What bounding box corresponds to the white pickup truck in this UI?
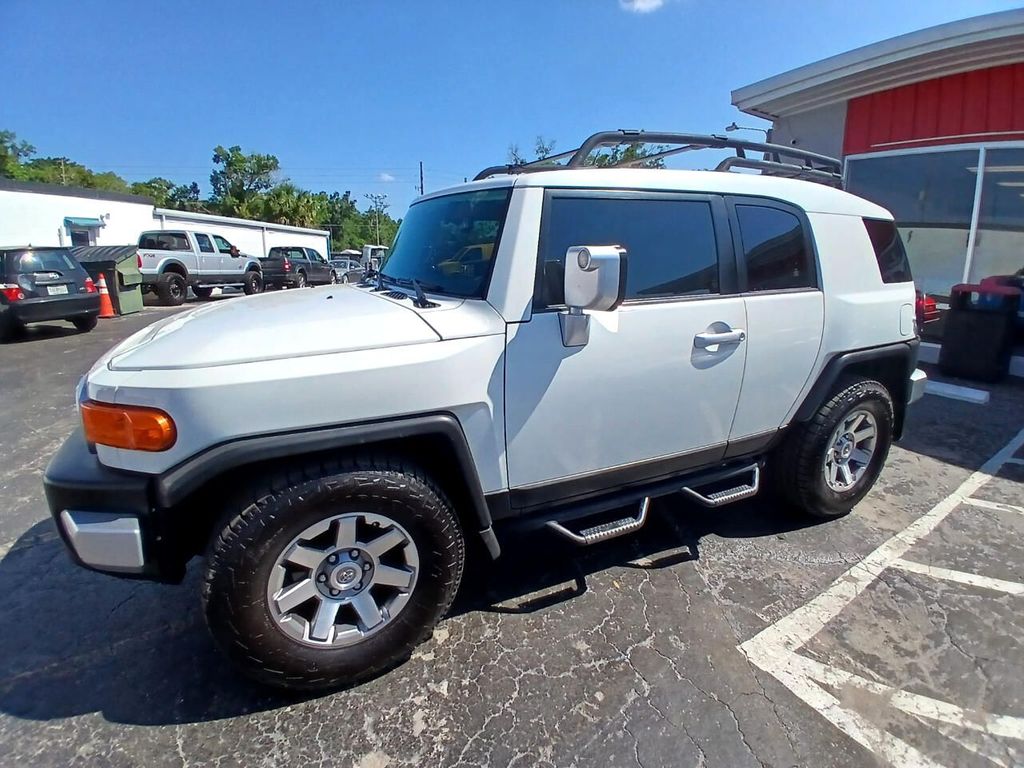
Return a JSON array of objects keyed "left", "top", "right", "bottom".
[{"left": 137, "top": 230, "right": 264, "bottom": 305}]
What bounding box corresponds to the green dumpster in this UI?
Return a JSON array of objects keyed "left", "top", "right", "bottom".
[{"left": 70, "top": 245, "right": 144, "bottom": 315}]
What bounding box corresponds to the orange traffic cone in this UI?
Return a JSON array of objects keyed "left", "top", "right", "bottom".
[{"left": 96, "top": 274, "right": 115, "bottom": 318}]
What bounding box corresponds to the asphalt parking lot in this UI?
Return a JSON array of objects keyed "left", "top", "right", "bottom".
[{"left": 1, "top": 301, "right": 1023, "bottom": 768}]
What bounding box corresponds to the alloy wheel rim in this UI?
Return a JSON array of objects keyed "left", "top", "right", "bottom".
[
  {"left": 266, "top": 512, "right": 419, "bottom": 647},
  {"left": 823, "top": 409, "right": 877, "bottom": 492}
]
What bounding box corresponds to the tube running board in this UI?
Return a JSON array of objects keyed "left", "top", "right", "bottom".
[
  {"left": 681, "top": 464, "right": 760, "bottom": 507},
  {"left": 546, "top": 497, "right": 651, "bottom": 546}
]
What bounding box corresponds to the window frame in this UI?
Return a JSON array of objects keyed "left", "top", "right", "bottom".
[
  {"left": 194, "top": 233, "right": 215, "bottom": 253},
  {"left": 533, "top": 188, "right": 737, "bottom": 312},
  {"left": 212, "top": 235, "right": 234, "bottom": 254},
  {"left": 725, "top": 195, "right": 821, "bottom": 295}
]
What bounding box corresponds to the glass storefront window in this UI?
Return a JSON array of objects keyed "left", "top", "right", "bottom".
[
  {"left": 967, "top": 148, "right": 1024, "bottom": 285},
  {"left": 846, "top": 150, "right": 979, "bottom": 298}
]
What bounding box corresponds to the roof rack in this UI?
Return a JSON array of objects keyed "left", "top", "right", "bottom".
[{"left": 474, "top": 129, "right": 843, "bottom": 186}]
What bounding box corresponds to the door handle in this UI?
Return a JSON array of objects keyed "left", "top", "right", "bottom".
[{"left": 694, "top": 328, "right": 746, "bottom": 349}]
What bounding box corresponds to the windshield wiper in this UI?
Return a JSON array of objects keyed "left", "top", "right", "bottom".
[{"left": 411, "top": 280, "right": 439, "bottom": 308}]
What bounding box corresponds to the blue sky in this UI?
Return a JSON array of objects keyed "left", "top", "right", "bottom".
[{"left": 1, "top": 0, "right": 1019, "bottom": 214}]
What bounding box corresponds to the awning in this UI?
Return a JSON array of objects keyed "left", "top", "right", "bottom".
[{"left": 64, "top": 217, "right": 104, "bottom": 228}]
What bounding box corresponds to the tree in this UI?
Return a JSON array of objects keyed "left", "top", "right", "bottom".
[
  {"left": 130, "top": 177, "right": 176, "bottom": 206},
  {"left": 0, "top": 130, "right": 35, "bottom": 177},
  {"left": 259, "top": 183, "right": 327, "bottom": 229},
  {"left": 586, "top": 142, "right": 667, "bottom": 169},
  {"left": 209, "top": 144, "right": 280, "bottom": 218},
  {"left": 508, "top": 135, "right": 557, "bottom": 166}
]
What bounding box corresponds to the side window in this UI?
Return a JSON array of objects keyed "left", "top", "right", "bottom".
[
  {"left": 863, "top": 219, "right": 913, "bottom": 284},
  {"left": 290, "top": 248, "right": 307, "bottom": 261},
  {"left": 308, "top": 249, "right": 324, "bottom": 262},
  {"left": 538, "top": 196, "right": 719, "bottom": 307},
  {"left": 736, "top": 205, "right": 814, "bottom": 291},
  {"left": 195, "top": 234, "right": 215, "bottom": 253},
  {"left": 213, "top": 235, "right": 234, "bottom": 253}
]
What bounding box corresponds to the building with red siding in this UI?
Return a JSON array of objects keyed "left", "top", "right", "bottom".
[{"left": 732, "top": 9, "right": 1024, "bottom": 318}]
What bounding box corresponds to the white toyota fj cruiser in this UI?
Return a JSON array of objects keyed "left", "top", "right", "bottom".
[{"left": 44, "top": 131, "right": 927, "bottom": 690}]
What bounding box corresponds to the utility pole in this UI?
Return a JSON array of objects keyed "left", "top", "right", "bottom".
[
  {"left": 419, "top": 161, "right": 424, "bottom": 196},
  {"left": 364, "top": 193, "right": 388, "bottom": 245},
  {"left": 60, "top": 158, "right": 67, "bottom": 185}
]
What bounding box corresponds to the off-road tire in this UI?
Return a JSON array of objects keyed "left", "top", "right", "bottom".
[
  {"left": 202, "top": 456, "right": 465, "bottom": 691},
  {"left": 243, "top": 271, "right": 263, "bottom": 295},
  {"left": 774, "top": 378, "right": 894, "bottom": 519},
  {"left": 156, "top": 272, "right": 187, "bottom": 306},
  {"left": 72, "top": 315, "right": 98, "bottom": 332},
  {"left": 192, "top": 286, "right": 214, "bottom": 299}
]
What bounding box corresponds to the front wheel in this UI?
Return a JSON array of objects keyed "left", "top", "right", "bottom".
[
  {"left": 202, "top": 458, "right": 465, "bottom": 691},
  {"left": 329, "top": 271, "right": 338, "bottom": 285},
  {"left": 773, "top": 379, "right": 894, "bottom": 519},
  {"left": 243, "top": 271, "right": 263, "bottom": 295},
  {"left": 295, "top": 272, "right": 307, "bottom": 289}
]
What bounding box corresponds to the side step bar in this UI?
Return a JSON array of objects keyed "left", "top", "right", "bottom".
[
  {"left": 681, "top": 464, "right": 760, "bottom": 508},
  {"left": 547, "top": 497, "right": 651, "bottom": 546}
]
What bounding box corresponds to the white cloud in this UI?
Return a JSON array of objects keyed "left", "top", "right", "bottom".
[
  {"left": 378, "top": 172, "right": 396, "bottom": 182},
  {"left": 619, "top": 0, "right": 665, "bottom": 12}
]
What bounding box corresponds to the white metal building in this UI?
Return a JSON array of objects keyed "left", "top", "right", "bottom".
[{"left": 0, "top": 178, "right": 330, "bottom": 257}]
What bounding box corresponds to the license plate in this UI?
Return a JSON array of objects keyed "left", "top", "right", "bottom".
[{"left": 47, "top": 285, "right": 69, "bottom": 295}]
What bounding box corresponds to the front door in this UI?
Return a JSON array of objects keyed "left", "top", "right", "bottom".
[
  {"left": 504, "top": 191, "right": 747, "bottom": 503},
  {"left": 306, "top": 249, "right": 330, "bottom": 282}
]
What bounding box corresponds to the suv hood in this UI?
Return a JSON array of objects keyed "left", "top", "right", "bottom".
[{"left": 107, "top": 287, "right": 441, "bottom": 371}]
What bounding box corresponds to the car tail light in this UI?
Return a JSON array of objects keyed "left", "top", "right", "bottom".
[
  {"left": 81, "top": 401, "right": 177, "bottom": 451},
  {"left": 137, "top": 252, "right": 143, "bottom": 269},
  {"left": 0, "top": 284, "right": 24, "bottom": 302},
  {"left": 84, "top": 277, "right": 97, "bottom": 293},
  {"left": 915, "top": 291, "right": 939, "bottom": 326},
  {"left": 283, "top": 258, "right": 291, "bottom": 272}
]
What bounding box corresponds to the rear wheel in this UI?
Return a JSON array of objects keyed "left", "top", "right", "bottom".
[
  {"left": 72, "top": 315, "right": 97, "bottom": 332},
  {"left": 243, "top": 271, "right": 263, "bottom": 295},
  {"left": 774, "top": 379, "right": 893, "bottom": 518},
  {"left": 156, "top": 272, "right": 187, "bottom": 306},
  {"left": 202, "top": 457, "right": 465, "bottom": 691},
  {"left": 192, "top": 286, "right": 214, "bottom": 299},
  {"left": 0, "top": 311, "right": 22, "bottom": 342}
]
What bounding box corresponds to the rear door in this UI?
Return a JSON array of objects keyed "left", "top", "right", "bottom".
[
  {"left": 726, "top": 198, "right": 824, "bottom": 445},
  {"left": 11, "top": 249, "right": 87, "bottom": 300},
  {"left": 504, "top": 190, "right": 747, "bottom": 499},
  {"left": 193, "top": 234, "right": 219, "bottom": 278}
]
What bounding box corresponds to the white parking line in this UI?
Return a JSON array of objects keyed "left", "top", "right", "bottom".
[
  {"left": 962, "top": 497, "right": 1024, "bottom": 515},
  {"left": 739, "top": 426, "right": 1024, "bottom": 766},
  {"left": 891, "top": 558, "right": 1024, "bottom": 596}
]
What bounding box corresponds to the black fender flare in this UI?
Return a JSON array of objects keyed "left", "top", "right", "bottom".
[
  {"left": 793, "top": 340, "right": 919, "bottom": 438},
  {"left": 153, "top": 413, "right": 501, "bottom": 558}
]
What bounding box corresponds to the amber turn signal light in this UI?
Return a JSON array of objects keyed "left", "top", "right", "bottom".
[{"left": 81, "top": 401, "right": 177, "bottom": 451}]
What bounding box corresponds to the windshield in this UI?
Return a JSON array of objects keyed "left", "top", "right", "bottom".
[
  {"left": 379, "top": 187, "right": 512, "bottom": 298},
  {"left": 14, "top": 249, "right": 79, "bottom": 274}
]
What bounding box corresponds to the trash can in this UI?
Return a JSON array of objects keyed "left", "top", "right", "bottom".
[
  {"left": 70, "top": 246, "right": 143, "bottom": 315},
  {"left": 939, "top": 283, "right": 1021, "bottom": 382}
]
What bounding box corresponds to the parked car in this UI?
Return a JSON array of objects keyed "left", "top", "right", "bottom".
[
  {"left": 44, "top": 129, "right": 927, "bottom": 692},
  {"left": 261, "top": 247, "right": 336, "bottom": 288},
  {"left": 138, "top": 230, "right": 263, "bottom": 305},
  {"left": 916, "top": 290, "right": 939, "bottom": 327},
  {"left": 328, "top": 258, "right": 365, "bottom": 283},
  {"left": 0, "top": 246, "right": 100, "bottom": 341}
]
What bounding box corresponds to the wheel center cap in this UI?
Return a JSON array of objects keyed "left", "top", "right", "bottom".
[{"left": 330, "top": 564, "right": 360, "bottom": 590}]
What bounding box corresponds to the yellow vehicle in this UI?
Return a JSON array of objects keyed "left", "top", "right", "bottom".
[{"left": 436, "top": 243, "right": 494, "bottom": 276}]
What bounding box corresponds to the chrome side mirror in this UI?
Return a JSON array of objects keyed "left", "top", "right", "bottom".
[{"left": 560, "top": 245, "right": 627, "bottom": 347}]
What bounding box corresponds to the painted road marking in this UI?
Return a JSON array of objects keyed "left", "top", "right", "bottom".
[
  {"left": 891, "top": 557, "right": 1024, "bottom": 596},
  {"left": 739, "top": 426, "right": 1024, "bottom": 767},
  {"left": 962, "top": 497, "right": 1024, "bottom": 516}
]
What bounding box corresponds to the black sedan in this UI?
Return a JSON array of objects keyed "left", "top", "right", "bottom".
[{"left": 0, "top": 246, "right": 101, "bottom": 341}]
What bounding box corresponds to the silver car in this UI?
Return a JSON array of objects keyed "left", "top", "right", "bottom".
[{"left": 328, "top": 258, "right": 365, "bottom": 284}]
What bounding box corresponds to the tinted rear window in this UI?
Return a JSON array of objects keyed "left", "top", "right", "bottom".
[
  {"left": 863, "top": 219, "right": 913, "bottom": 284},
  {"left": 139, "top": 232, "right": 191, "bottom": 251},
  {"left": 736, "top": 205, "right": 815, "bottom": 291},
  {"left": 12, "top": 250, "right": 80, "bottom": 274}
]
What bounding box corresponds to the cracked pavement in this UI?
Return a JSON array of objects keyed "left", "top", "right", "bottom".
[{"left": 1, "top": 306, "right": 1022, "bottom": 767}]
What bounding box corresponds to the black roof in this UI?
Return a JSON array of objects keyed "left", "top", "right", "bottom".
[{"left": 0, "top": 177, "right": 153, "bottom": 204}]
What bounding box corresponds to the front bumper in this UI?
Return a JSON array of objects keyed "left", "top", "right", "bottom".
[
  {"left": 908, "top": 368, "right": 928, "bottom": 404},
  {"left": 43, "top": 429, "right": 184, "bottom": 582}
]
